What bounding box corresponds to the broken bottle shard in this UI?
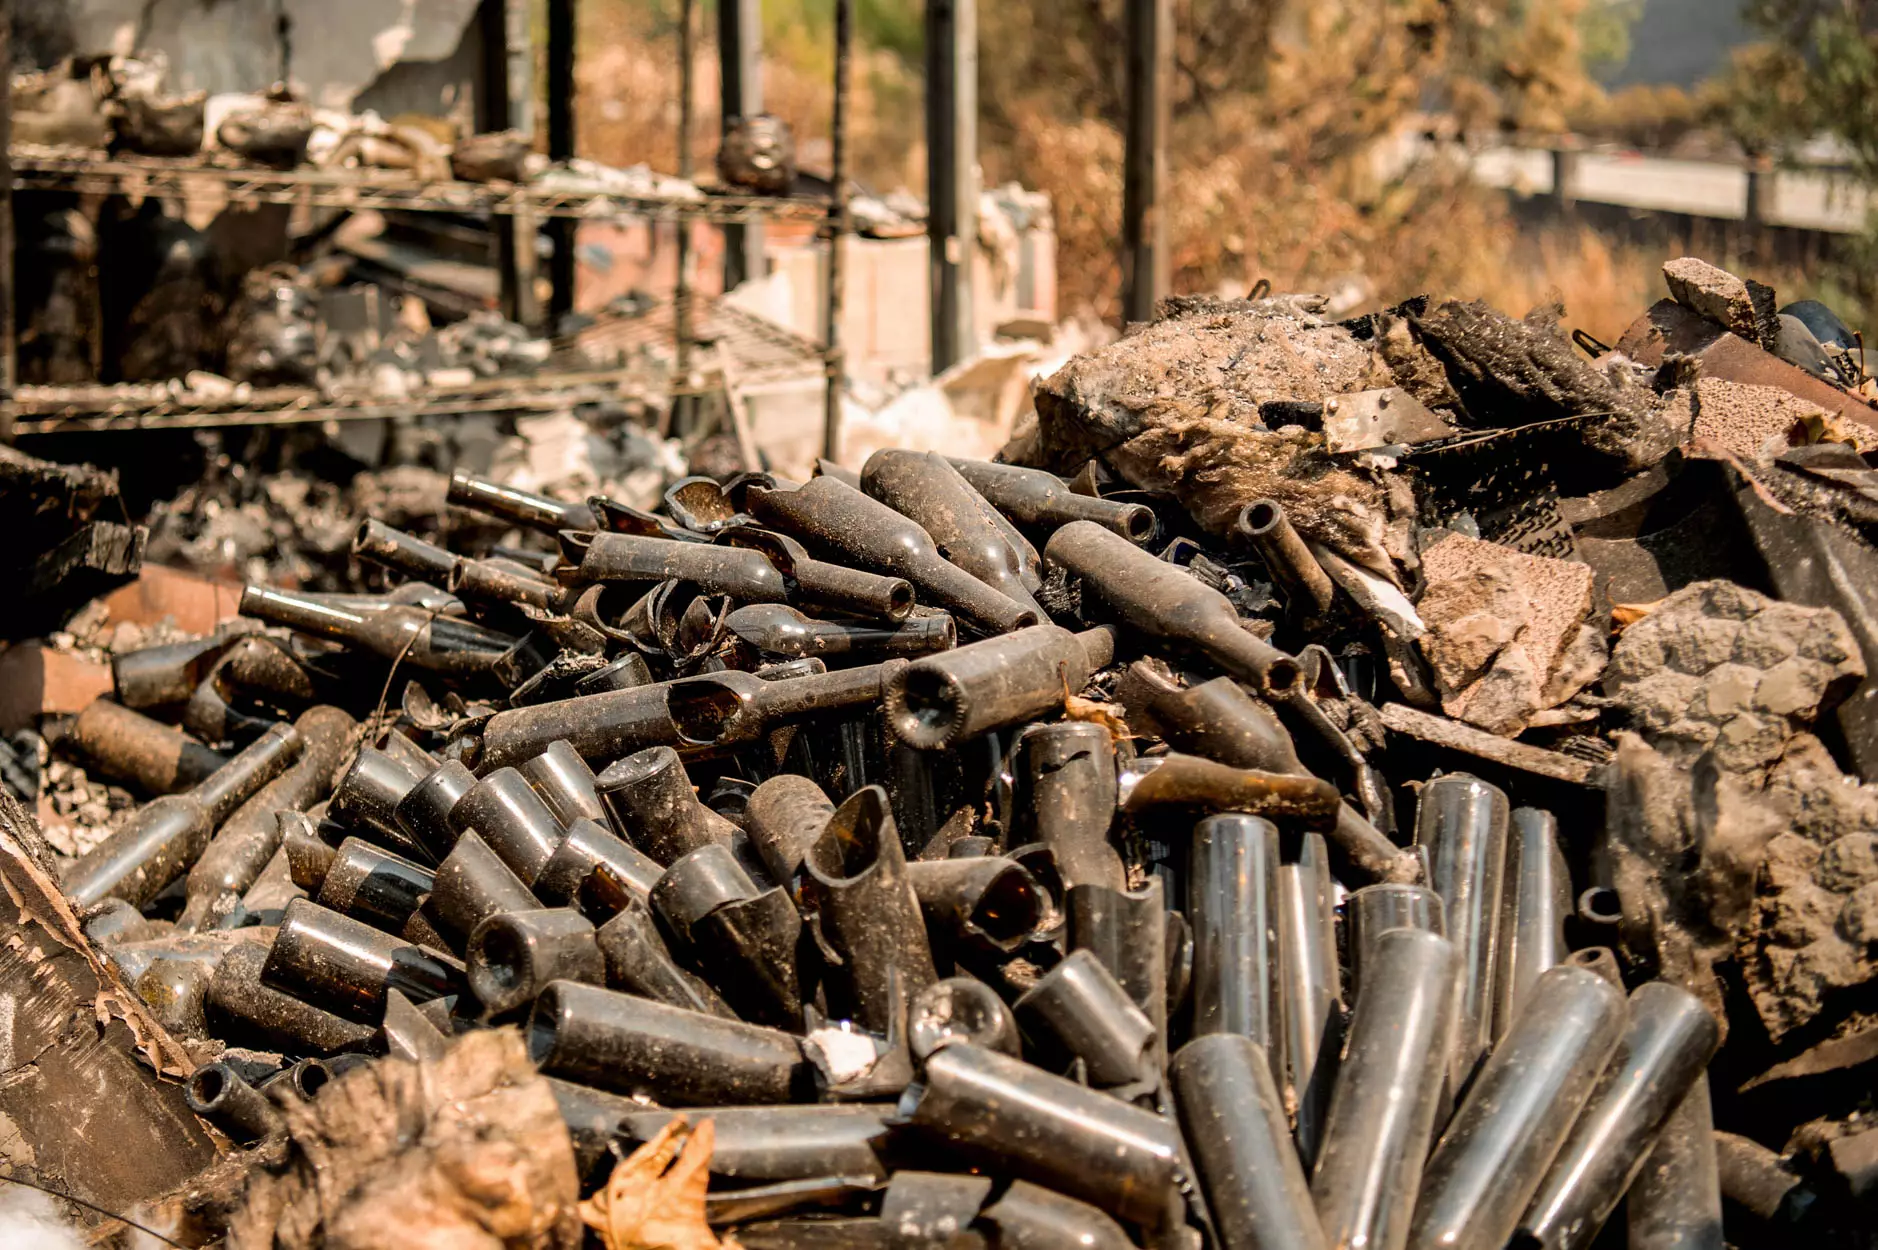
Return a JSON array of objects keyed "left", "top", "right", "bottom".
[
  {"left": 1014, "top": 721, "right": 1124, "bottom": 892},
  {"left": 802, "top": 785, "right": 938, "bottom": 1032}
]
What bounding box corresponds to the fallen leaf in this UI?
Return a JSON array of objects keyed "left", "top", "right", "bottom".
[
  {"left": 580, "top": 1117, "right": 724, "bottom": 1250},
  {"left": 1611, "top": 599, "right": 1666, "bottom": 632}
]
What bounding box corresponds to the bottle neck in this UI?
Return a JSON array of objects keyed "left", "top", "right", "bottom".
[
  {"left": 240, "top": 585, "right": 369, "bottom": 643},
  {"left": 452, "top": 474, "right": 578, "bottom": 532},
  {"left": 191, "top": 723, "right": 302, "bottom": 824}
]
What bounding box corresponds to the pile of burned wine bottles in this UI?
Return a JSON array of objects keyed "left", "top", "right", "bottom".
[{"left": 64, "top": 452, "right": 1721, "bottom": 1250}]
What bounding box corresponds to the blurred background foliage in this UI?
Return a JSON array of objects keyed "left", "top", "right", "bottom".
[{"left": 566, "top": 0, "right": 1878, "bottom": 339}]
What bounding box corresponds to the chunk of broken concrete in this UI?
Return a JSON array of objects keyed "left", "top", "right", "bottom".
[
  {"left": 1664, "top": 257, "right": 1764, "bottom": 344},
  {"left": 1605, "top": 733, "right": 1780, "bottom": 1040},
  {"left": 1659, "top": 377, "right": 1838, "bottom": 462},
  {"left": 1415, "top": 529, "right": 1598, "bottom": 735},
  {"left": 1603, "top": 579, "right": 1864, "bottom": 781},
  {"left": 1022, "top": 301, "right": 1401, "bottom": 570},
  {"left": 1743, "top": 734, "right": 1878, "bottom": 1039}
]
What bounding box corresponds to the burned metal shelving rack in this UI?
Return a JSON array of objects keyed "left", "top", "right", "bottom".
[{"left": 0, "top": 0, "right": 854, "bottom": 455}]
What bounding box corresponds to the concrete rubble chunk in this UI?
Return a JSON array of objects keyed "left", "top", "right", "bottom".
[
  {"left": 1606, "top": 734, "right": 1780, "bottom": 1039},
  {"left": 1743, "top": 735, "right": 1878, "bottom": 1039},
  {"left": 1023, "top": 301, "right": 1400, "bottom": 570},
  {"left": 1664, "top": 256, "right": 1762, "bottom": 342},
  {"left": 1660, "top": 377, "right": 1838, "bottom": 462},
  {"left": 1414, "top": 529, "right": 1598, "bottom": 735},
  {"left": 1603, "top": 579, "right": 1865, "bottom": 781}
]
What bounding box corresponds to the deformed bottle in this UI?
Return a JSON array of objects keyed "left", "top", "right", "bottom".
[{"left": 944, "top": 458, "right": 1159, "bottom": 543}]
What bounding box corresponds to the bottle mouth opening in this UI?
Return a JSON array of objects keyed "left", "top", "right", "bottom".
[
  {"left": 807, "top": 788, "right": 891, "bottom": 882},
  {"left": 1120, "top": 506, "right": 1157, "bottom": 542},
  {"left": 1240, "top": 499, "right": 1283, "bottom": 537},
  {"left": 1263, "top": 658, "right": 1303, "bottom": 697},
  {"left": 1577, "top": 886, "right": 1623, "bottom": 925},
  {"left": 186, "top": 1065, "right": 229, "bottom": 1111},
  {"left": 886, "top": 667, "right": 965, "bottom": 749},
  {"left": 967, "top": 867, "right": 1043, "bottom": 949},
  {"left": 293, "top": 1059, "right": 331, "bottom": 1099},
  {"left": 475, "top": 923, "right": 527, "bottom": 995}
]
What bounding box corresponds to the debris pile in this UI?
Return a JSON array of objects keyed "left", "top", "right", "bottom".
[{"left": 6, "top": 256, "right": 1878, "bottom": 1247}]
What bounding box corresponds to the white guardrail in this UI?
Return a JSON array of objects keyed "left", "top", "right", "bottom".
[{"left": 1465, "top": 144, "right": 1875, "bottom": 234}]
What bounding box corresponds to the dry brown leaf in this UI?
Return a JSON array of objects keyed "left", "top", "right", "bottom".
[
  {"left": 1063, "top": 692, "right": 1133, "bottom": 742},
  {"left": 1611, "top": 599, "right": 1667, "bottom": 632},
  {"left": 580, "top": 1117, "right": 725, "bottom": 1250}
]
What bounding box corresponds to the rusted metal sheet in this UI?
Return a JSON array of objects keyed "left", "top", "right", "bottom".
[{"left": 1616, "top": 299, "right": 1878, "bottom": 433}]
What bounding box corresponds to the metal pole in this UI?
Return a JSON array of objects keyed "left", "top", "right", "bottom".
[
  {"left": 719, "top": 0, "right": 766, "bottom": 291},
  {"left": 823, "top": 0, "right": 852, "bottom": 462},
  {"left": 546, "top": 0, "right": 578, "bottom": 323},
  {"left": 925, "top": 0, "right": 977, "bottom": 374},
  {"left": 672, "top": 0, "right": 696, "bottom": 435},
  {"left": 483, "top": 0, "right": 538, "bottom": 327},
  {"left": 0, "top": 0, "right": 14, "bottom": 441},
  {"left": 1120, "top": 0, "right": 1170, "bottom": 324}
]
